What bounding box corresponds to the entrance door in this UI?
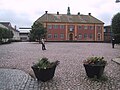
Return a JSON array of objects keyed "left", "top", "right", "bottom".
[{"left": 69, "top": 33, "right": 73, "bottom": 41}]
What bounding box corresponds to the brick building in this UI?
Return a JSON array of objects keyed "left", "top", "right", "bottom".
[{"left": 36, "top": 7, "right": 104, "bottom": 42}]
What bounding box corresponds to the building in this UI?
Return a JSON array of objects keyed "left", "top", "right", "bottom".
[
  {"left": 36, "top": 7, "right": 104, "bottom": 42},
  {"left": 19, "top": 31, "right": 30, "bottom": 41},
  {"left": 19, "top": 28, "right": 31, "bottom": 42},
  {"left": 0, "top": 22, "right": 20, "bottom": 41},
  {"left": 104, "top": 25, "right": 113, "bottom": 43}
]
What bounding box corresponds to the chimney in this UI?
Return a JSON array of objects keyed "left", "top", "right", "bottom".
[
  {"left": 14, "top": 25, "right": 16, "bottom": 30},
  {"left": 88, "top": 13, "right": 91, "bottom": 16},
  {"left": 45, "top": 11, "right": 48, "bottom": 14},
  {"left": 57, "top": 12, "right": 59, "bottom": 15},
  {"left": 78, "top": 12, "right": 80, "bottom": 15}
]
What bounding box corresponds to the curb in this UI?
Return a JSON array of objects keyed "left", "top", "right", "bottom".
[{"left": 111, "top": 58, "right": 120, "bottom": 65}]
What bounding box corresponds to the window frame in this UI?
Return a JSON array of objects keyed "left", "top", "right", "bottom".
[
  {"left": 54, "top": 25, "right": 58, "bottom": 29},
  {"left": 47, "top": 25, "right": 52, "bottom": 29},
  {"left": 54, "top": 33, "right": 58, "bottom": 38},
  {"left": 78, "top": 34, "right": 82, "bottom": 39},
  {"left": 60, "top": 33, "right": 64, "bottom": 39},
  {"left": 48, "top": 34, "right": 52, "bottom": 38}
]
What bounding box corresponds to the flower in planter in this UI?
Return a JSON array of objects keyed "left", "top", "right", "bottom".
[
  {"left": 83, "top": 56, "right": 107, "bottom": 66},
  {"left": 32, "top": 57, "right": 60, "bottom": 82},
  {"left": 33, "top": 57, "right": 60, "bottom": 69},
  {"left": 83, "top": 56, "right": 107, "bottom": 79}
]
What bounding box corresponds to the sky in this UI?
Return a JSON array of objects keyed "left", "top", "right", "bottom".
[{"left": 0, "top": 0, "right": 120, "bottom": 31}]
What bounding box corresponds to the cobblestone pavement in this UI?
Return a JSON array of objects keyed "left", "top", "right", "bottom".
[
  {"left": 0, "top": 69, "right": 29, "bottom": 90},
  {"left": 0, "top": 42, "right": 120, "bottom": 90}
]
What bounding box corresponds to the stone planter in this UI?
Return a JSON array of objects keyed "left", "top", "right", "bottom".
[
  {"left": 31, "top": 65, "right": 57, "bottom": 82},
  {"left": 83, "top": 64, "right": 105, "bottom": 78}
]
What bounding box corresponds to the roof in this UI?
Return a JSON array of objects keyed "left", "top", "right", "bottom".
[
  {"left": 0, "top": 24, "right": 8, "bottom": 29},
  {"left": 36, "top": 13, "right": 104, "bottom": 24},
  {"left": 0, "top": 22, "right": 11, "bottom": 27},
  {"left": 104, "top": 25, "right": 111, "bottom": 28},
  {"left": 0, "top": 22, "right": 19, "bottom": 32}
]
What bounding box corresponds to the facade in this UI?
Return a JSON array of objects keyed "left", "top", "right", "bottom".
[
  {"left": 0, "top": 22, "right": 20, "bottom": 41},
  {"left": 104, "top": 25, "right": 113, "bottom": 43},
  {"left": 19, "top": 31, "right": 30, "bottom": 42},
  {"left": 19, "top": 28, "right": 31, "bottom": 42},
  {"left": 36, "top": 7, "right": 104, "bottom": 42}
]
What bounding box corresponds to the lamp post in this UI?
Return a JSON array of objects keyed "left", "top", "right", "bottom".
[{"left": 116, "top": 0, "right": 120, "bottom": 3}]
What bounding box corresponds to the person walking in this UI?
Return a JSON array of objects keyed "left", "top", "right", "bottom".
[
  {"left": 41, "top": 38, "right": 46, "bottom": 50},
  {"left": 112, "top": 38, "right": 115, "bottom": 48}
]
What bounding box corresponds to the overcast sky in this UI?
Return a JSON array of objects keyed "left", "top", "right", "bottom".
[{"left": 0, "top": 0, "right": 120, "bottom": 30}]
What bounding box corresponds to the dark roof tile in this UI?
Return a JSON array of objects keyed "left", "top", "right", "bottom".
[{"left": 37, "top": 13, "right": 104, "bottom": 24}]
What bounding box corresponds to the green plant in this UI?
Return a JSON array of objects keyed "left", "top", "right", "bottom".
[
  {"left": 33, "top": 57, "right": 59, "bottom": 69},
  {"left": 83, "top": 56, "right": 107, "bottom": 66}
]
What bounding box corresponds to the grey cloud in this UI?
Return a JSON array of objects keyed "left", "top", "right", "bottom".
[
  {"left": 98, "top": 13, "right": 113, "bottom": 25},
  {"left": 0, "top": 9, "right": 33, "bottom": 27}
]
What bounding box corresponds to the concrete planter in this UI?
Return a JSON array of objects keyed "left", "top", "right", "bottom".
[
  {"left": 31, "top": 65, "right": 57, "bottom": 82},
  {"left": 83, "top": 64, "right": 105, "bottom": 79}
]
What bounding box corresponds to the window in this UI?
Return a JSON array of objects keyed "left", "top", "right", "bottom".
[
  {"left": 89, "top": 34, "right": 93, "bottom": 39},
  {"left": 97, "top": 33, "right": 101, "bottom": 40},
  {"left": 78, "top": 34, "right": 82, "bottom": 39},
  {"left": 84, "top": 26, "right": 88, "bottom": 30},
  {"left": 104, "top": 28, "right": 106, "bottom": 32},
  {"left": 78, "top": 25, "right": 82, "bottom": 30},
  {"left": 69, "top": 25, "right": 74, "bottom": 31},
  {"left": 97, "top": 26, "right": 101, "bottom": 30},
  {"left": 84, "top": 34, "right": 87, "bottom": 39},
  {"left": 47, "top": 25, "right": 52, "bottom": 29},
  {"left": 60, "top": 25, "right": 65, "bottom": 29},
  {"left": 90, "top": 26, "right": 94, "bottom": 30},
  {"left": 69, "top": 28, "right": 73, "bottom": 31},
  {"left": 54, "top": 34, "right": 58, "bottom": 38},
  {"left": 54, "top": 25, "right": 58, "bottom": 29},
  {"left": 48, "top": 34, "right": 52, "bottom": 38},
  {"left": 60, "top": 34, "right": 64, "bottom": 38},
  {"left": 54, "top": 16, "right": 58, "bottom": 20}
]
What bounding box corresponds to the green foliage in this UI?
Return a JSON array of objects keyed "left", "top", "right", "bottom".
[
  {"left": 111, "top": 13, "right": 120, "bottom": 43},
  {"left": 83, "top": 56, "right": 107, "bottom": 66},
  {"left": 30, "top": 21, "right": 47, "bottom": 41},
  {"left": 0, "top": 27, "right": 13, "bottom": 43},
  {"left": 34, "top": 57, "right": 59, "bottom": 69},
  {"left": 111, "top": 13, "right": 120, "bottom": 34}
]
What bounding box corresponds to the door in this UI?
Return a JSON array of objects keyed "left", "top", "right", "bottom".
[{"left": 69, "top": 33, "right": 73, "bottom": 41}]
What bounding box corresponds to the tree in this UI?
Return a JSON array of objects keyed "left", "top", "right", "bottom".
[
  {"left": 30, "top": 21, "right": 47, "bottom": 43},
  {"left": 0, "top": 27, "right": 3, "bottom": 43},
  {"left": 111, "top": 12, "right": 120, "bottom": 43},
  {"left": 0, "top": 27, "right": 13, "bottom": 44}
]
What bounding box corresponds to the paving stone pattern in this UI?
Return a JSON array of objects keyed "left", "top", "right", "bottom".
[{"left": 0, "top": 42, "right": 120, "bottom": 90}]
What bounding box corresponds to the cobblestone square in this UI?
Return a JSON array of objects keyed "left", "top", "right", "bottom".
[{"left": 0, "top": 42, "right": 120, "bottom": 90}]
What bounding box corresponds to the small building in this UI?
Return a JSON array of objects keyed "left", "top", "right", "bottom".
[
  {"left": 36, "top": 7, "right": 104, "bottom": 42},
  {"left": 0, "top": 22, "right": 20, "bottom": 41},
  {"left": 19, "top": 28, "right": 31, "bottom": 42}
]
